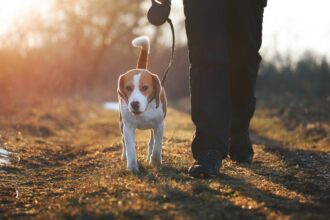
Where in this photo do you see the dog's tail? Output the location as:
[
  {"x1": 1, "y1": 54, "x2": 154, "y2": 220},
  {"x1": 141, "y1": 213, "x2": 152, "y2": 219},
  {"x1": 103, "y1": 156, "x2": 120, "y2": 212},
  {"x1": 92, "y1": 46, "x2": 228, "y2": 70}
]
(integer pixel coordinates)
[{"x1": 132, "y1": 36, "x2": 150, "y2": 69}]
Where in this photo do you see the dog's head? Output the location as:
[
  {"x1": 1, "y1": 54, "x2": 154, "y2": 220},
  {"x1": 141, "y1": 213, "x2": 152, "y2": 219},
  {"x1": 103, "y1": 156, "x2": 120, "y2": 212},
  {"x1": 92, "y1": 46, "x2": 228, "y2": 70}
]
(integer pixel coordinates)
[{"x1": 118, "y1": 69, "x2": 161, "y2": 115}]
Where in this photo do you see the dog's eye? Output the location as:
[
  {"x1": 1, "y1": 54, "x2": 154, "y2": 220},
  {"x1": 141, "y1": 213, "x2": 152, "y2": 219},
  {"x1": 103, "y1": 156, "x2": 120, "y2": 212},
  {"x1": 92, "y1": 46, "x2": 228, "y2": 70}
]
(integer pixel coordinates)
[
  {"x1": 126, "y1": 86, "x2": 132, "y2": 91},
  {"x1": 141, "y1": 85, "x2": 148, "y2": 92}
]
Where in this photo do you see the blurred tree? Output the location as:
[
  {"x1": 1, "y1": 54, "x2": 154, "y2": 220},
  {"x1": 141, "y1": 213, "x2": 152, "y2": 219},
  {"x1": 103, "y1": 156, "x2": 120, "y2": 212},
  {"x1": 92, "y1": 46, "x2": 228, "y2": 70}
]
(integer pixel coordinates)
[
  {"x1": 1, "y1": 0, "x2": 330, "y2": 107},
  {"x1": 0, "y1": 0, "x2": 146, "y2": 104},
  {"x1": 257, "y1": 52, "x2": 330, "y2": 101},
  {"x1": 52, "y1": 0, "x2": 145, "y2": 82}
]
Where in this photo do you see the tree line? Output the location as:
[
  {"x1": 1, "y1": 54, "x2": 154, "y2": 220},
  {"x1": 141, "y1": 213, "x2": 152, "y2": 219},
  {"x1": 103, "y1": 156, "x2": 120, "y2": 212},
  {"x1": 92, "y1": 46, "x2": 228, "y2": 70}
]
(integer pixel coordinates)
[{"x1": 0, "y1": 0, "x2": 329, "y2": 107}]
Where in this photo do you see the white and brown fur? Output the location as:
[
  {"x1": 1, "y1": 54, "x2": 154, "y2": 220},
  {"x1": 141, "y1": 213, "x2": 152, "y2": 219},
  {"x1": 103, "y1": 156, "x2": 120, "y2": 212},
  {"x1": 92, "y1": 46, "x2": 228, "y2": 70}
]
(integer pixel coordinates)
[{"x1": 118, "y1": 36, "x2": 167, "y2": 172}]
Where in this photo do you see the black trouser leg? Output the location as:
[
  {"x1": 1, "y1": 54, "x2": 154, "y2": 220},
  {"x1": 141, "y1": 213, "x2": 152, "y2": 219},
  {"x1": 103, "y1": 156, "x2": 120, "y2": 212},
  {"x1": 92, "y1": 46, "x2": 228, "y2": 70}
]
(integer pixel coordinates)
[
  {"x1": 183, "y1": 0, "x2": 265, "y2": 160},
  {"x1": 228, "y1": 0, "x2": 265, "y2": 137},
  {"x1": 183, "y1": 0, "x2": 230, "y2": 159}
]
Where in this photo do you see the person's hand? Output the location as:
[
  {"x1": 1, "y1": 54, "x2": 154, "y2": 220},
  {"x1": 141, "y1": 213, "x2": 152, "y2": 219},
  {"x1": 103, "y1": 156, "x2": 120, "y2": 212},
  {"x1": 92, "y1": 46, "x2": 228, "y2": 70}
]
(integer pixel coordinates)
[{"x1": 148, "y1": 0, "x2": 171, "y2": 26}]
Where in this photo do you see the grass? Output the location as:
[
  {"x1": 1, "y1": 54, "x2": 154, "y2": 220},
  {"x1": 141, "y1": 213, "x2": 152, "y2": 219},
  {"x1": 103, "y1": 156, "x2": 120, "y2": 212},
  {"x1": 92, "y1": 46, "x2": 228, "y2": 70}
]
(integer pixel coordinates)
[{"x1": 0, "y1": 98, "x2": 329, "y2": 219}]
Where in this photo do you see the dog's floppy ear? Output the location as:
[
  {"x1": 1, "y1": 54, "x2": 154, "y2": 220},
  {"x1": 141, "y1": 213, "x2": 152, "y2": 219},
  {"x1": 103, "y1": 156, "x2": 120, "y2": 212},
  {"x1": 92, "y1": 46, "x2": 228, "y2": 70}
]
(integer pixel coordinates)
[
  {"x1": 118, "y1": 74, "x2": 128, "y2": 103},
  {"x1": 151, "y1": 74, "x2": 161, "y2": 108}
]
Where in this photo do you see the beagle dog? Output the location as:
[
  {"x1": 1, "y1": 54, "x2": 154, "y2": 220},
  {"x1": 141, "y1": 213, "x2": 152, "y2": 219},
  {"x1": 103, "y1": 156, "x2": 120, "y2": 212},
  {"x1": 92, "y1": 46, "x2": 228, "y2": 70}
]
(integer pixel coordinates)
[{"x1": 118, "y1": 36, "x2": 167, "y2": 172}]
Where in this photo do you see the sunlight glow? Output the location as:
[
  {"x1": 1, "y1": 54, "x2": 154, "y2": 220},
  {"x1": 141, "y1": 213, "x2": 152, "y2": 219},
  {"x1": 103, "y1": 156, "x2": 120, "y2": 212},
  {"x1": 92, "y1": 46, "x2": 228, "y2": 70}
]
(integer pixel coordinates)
[
  {"x1": 262, "y1": 0, "x2": 330, "y2": 61},
  {"x1": 0, "y1": 0, "x2": 52, "y2": 35},
  {"x1": 0, "y1": 0, "x2": 329, "y2": 61}
]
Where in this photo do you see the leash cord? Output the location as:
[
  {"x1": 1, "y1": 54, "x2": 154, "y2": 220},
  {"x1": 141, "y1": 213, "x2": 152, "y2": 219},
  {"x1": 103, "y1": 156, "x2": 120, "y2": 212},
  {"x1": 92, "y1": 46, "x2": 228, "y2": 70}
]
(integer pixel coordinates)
[{"x1": 161, "y1": 18, "x2": 175, "y2": 86}]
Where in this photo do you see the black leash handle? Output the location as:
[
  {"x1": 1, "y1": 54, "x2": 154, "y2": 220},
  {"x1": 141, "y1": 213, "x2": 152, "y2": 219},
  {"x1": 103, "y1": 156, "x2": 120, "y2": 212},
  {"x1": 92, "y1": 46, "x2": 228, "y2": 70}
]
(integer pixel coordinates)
[{"x1": 161, "y1": 18, "x2": 175, "y2": 86}]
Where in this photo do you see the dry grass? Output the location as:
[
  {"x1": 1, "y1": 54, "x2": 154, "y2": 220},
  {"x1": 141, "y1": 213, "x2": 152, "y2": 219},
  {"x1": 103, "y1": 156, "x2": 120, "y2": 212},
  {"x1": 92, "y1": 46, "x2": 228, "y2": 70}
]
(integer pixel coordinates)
[{"x1": 0, "y1": 99, "x2": 329, "y2": 220}]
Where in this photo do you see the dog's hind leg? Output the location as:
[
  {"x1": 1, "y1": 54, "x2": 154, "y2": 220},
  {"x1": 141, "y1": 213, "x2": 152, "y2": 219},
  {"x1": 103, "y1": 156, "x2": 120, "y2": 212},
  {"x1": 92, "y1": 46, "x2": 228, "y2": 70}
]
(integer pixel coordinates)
[
  {"x1": 147, "y1": 129, "x2": 154, "y2": 162},
  {"x1": 120, "y1": 113, "x2": 126, "y2": 161}
]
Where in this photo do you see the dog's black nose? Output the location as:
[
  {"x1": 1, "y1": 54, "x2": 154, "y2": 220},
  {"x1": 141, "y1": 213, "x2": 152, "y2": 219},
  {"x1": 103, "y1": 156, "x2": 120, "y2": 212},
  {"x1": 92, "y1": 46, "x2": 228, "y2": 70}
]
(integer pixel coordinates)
[{"x1": 131, "y1": 101, "x2": 140, "y2": 111}]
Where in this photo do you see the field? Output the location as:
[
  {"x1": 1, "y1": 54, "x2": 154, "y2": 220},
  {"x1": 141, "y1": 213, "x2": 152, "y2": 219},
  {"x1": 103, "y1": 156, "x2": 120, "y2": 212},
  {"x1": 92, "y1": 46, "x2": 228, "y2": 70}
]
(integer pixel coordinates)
[{"x1": 0, "y1": 99, "x2": 329, "y2": 220}]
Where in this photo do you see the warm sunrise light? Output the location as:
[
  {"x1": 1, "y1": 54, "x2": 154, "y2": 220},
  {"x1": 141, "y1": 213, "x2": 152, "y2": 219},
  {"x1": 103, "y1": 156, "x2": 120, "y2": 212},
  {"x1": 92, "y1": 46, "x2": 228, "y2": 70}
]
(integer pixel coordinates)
[
  {"x1": 0, "y1": 1, "x2": 329, "y2": 219},
  {"x1": 0, "y1": 0, "x2": 51, "y2": 35}
]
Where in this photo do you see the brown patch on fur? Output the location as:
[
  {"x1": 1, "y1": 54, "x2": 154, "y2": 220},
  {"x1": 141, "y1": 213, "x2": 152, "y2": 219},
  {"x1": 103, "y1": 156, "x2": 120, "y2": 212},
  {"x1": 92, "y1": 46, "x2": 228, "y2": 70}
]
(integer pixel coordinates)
[
  {"x1": 118, "y1": 70, "x2": 167, "y2": 117},
  {"x1": 137, "y1": 49, "x2": 148, "y2": 69},
  {"x1": 117, "y1": 70, "x2": 136, "y2": 103},
  {"x1": 151, "y1": 74, "x2": 161, "y2": 108},
  {"x1": 139, "y1": 71, "x2": 161, "y2": 108},
  {"x1": 139, "y1": 71, "x2": 162, "y2": 108},
  {"x1": 160, "y1": 88, "x2": 167, "y2": 118},
  {"x1": 139, "y1": 72, "x2": 154, "y2": 99},
  {"x1": 144, "y1": 72, "x2": 167, "y2": 117}
]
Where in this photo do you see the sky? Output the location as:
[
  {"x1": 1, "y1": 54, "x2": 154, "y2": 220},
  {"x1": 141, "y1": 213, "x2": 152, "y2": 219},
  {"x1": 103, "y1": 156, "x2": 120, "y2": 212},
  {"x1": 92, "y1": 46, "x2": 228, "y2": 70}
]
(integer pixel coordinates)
[
  {"x1": 261, "y1": 0, "x2": 330, "y2": 62},
  {"x1": 0, "y1": 0, "x2": 50, "y2": 35},
  {"x1": 0, "y1": 0, "x2": 329, "y2": 62},
  {"x1": 172, "y1": 0, "x2": 330, "y2": 62}
]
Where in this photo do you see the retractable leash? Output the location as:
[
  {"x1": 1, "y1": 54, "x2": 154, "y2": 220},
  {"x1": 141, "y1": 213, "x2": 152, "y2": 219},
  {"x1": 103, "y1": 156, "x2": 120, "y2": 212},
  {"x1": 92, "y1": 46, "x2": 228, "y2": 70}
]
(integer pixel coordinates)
[{"x1": 147, "y1": 0, "x2": 175, "y2": 86}]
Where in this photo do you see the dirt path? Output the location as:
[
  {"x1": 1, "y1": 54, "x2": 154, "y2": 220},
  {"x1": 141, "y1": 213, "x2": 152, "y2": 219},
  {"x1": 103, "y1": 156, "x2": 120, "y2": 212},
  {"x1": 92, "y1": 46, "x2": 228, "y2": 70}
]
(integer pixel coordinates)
[{"x1": 0, "y1": 100, "x2": 329, "y2": 219}]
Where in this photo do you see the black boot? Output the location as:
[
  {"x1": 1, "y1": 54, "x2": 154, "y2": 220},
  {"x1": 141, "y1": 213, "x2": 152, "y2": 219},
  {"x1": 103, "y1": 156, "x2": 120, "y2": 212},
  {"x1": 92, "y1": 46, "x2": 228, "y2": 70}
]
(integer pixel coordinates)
[
  {"x1": 188, "y1": 150, "x2": 223, "y2": 178},
  {"x1": 229, "y1": 132, "x2": 254, "y2": 163}
]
